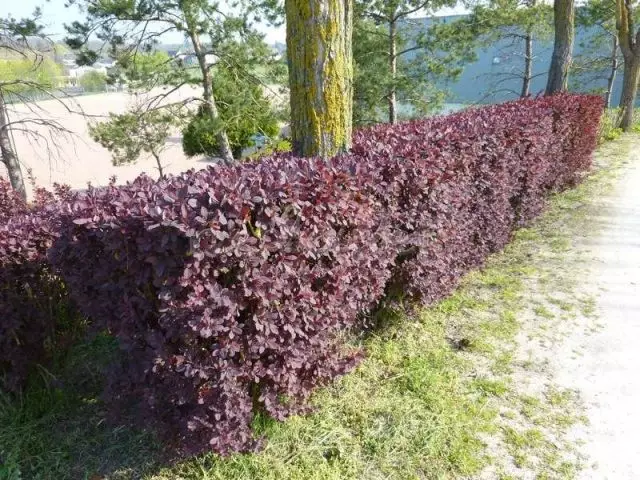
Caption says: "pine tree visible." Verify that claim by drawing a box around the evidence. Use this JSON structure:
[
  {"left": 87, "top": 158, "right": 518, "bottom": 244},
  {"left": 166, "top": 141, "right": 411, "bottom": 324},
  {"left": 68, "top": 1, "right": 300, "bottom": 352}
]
[{"left": 66, "top": 0, "right": 281, "bottom": 164}]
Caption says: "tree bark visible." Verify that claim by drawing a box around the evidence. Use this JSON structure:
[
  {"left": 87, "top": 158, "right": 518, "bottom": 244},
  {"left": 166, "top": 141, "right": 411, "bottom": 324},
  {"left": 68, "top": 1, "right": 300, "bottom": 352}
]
[
  {"left": 187, "top": 30, "right": 235, "bottom": 165},
  {"left": 545, "top": 0, "right": 575, "bottom": 94},
  {"left": 388, "top": 19, "right": 397, "bottom": 124},
  {"left": 615, "top": 0, "right": 640, "bottom": 130},
  {"left": 618, "top": 55, "right": 640, "bottom": 130},
  {"left": 286, "top": 0, "right": 353, "bottom": 158},
  {"left": 521, "top": 32, "right": 533, "bottom": 98},
  {"left": 0, "top": 93, "right": 26, "bottom": 200},
  {"left": 151, "top": 150, "right": 164, "bottom": 179},
  {"left": 605, "top": 36, "right": 619, "bottom": 109}
]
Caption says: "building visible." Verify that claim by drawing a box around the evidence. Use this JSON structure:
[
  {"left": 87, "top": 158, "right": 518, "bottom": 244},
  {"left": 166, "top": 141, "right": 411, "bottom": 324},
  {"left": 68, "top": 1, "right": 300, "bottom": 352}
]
[{"left": 407, "top": 14, "right": 626, "bottom": 106}]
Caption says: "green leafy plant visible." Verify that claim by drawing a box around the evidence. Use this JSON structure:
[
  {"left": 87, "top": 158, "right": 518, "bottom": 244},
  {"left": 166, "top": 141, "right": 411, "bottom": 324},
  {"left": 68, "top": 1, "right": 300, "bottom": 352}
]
[
  {"left": 182, "top": 70, "right": 280, "bottom": 159},
  {"left": 0, "top": 58, "right": 62, "bottom": 94},
  {"left": 598, "top": 107, "right": 640, "bottom": 143},
  {"left": 90, "top": 110, "right": 177, "bottom": 178},
  {"left": 247, "top": 138, "right": 292, "bottom": 161},
  {"left": 78, "top": 70, "right": 107, "bottom": 92}
]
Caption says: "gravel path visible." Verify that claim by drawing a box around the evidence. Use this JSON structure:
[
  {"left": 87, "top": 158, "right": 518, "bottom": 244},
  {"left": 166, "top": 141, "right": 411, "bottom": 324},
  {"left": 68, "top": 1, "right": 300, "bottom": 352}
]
[{"left": 556, "top": 138, "right": 640, "bottom": 479}]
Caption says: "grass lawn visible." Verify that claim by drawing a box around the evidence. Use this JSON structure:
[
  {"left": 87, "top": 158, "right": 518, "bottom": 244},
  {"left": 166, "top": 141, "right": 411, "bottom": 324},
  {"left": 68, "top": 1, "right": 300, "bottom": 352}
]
[{"left": 0, "top": 136, "right": 634, "bottom": 480}]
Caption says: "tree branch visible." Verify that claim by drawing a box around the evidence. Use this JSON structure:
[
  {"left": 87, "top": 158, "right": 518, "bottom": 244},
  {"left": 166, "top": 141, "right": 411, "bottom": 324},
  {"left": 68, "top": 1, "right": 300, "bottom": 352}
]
[{"left": 393, "top": 1, "right": 432, "bottom": 22}]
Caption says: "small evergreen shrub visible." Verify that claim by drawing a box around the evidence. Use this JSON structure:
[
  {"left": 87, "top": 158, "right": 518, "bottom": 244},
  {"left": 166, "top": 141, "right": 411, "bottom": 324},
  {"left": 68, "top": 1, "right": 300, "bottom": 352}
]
[
  {"left": 182, "top": 72, "right": 280, "bottom": 159},
  {"left": 181, "top": 107, "right": 220, "bottom": 157}
]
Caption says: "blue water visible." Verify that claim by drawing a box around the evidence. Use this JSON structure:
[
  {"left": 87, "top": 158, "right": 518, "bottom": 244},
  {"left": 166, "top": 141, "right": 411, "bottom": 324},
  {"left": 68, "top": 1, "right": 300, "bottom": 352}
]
[
  {"left": 440, "top": 103, "right": 467, "bottom": 115},
  {"left": 394, "top": 102, "right": 467, "bottom": 119}
]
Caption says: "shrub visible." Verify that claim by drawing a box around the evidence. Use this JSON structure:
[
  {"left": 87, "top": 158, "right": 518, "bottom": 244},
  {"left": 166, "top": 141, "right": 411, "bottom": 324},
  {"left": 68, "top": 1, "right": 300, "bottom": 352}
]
[
  {"left": 182, "top": 106, "right": 280, "bottom": 159},
  {"left": 0, "top": 177, "right": 27, "bottom": 223},
  {"left": 247, "top": 138, "right": 292, "bottom": 161},
  {"left": 598, "top": 107, "right": 640, "bottom": 143},
  {"left": 182, "top": 70, "right": 280, "bottom": 159},
  {"left": 0, "top": 183, "right": 79, "bottom": 392},
  {"left": 181, "top": 108, "right": 221, "bottom": 157},
  {"left": 4, "top": 94, "right": 603, "bottom": 455},
  {"left": 347, "top": 95, "right": 602, "bottom": 302},
  {"left": 78, "top": 70, "right": 107, "bottom": 92},
  {"left": 49, "top": 163, "right": 392, "bottom": 454}
]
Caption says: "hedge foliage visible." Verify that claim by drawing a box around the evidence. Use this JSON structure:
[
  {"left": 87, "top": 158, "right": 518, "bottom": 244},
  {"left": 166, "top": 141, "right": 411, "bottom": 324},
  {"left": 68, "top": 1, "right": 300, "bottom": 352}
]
[
  {"left": 0, "top": 178, "right": 27, "bottom": 223},
  {"left": 0, "top": 94, "right": 603, "bottom": 455},
  {"left": 0, "top": 182, "right": 79, "bottom": 392}
]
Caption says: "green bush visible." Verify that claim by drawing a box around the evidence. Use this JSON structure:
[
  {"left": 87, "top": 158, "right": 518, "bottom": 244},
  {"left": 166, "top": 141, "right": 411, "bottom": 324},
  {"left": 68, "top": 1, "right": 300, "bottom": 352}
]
[
  {"left": 0, "top": 58, "right": 62, "bottom": 93},
  {"left": 599, "top": 107, "right": 640, "bottom": 144},
  {"left": 182, "top": 108, "right": 222, "bottom": 157},
  {"left": 247, "top": 138, "right": 292, "bottom": 161},
  {"left": 182, "top": 70, "right": 280, "bottom": 159},
  {"left": 78, "top": 70, "right": 107, "bottom": 92}
]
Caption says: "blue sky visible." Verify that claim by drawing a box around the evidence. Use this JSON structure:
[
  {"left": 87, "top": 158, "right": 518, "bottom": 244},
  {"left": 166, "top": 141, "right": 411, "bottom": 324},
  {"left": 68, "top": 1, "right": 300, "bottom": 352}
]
[
  {"left": 8, "top": 0, "right": 83, "bottom": 39},
  {"left": 7, "top": 0, "right": 287, "bottom": 44},
  {"left": 8, "top": 0, "right": 467, "bottom": 45}
]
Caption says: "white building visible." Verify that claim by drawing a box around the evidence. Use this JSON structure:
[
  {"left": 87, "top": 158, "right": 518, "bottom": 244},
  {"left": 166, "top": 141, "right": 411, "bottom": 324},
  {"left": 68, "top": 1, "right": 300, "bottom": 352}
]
[{"left": 68, "top": 65, "right": 108, "bottom": 79}]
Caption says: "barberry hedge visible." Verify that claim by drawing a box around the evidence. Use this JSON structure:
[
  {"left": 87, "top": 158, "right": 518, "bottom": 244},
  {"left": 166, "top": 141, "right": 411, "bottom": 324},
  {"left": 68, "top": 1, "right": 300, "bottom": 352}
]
[
  {"left": 0, "top": 178, "right": 27, "bottom": 223},
  {"left": 0, "top": 182, "right": 78, "bottom": 392},
  {"left": 1, "top": 94, "right": 603, "bottom": 455}
]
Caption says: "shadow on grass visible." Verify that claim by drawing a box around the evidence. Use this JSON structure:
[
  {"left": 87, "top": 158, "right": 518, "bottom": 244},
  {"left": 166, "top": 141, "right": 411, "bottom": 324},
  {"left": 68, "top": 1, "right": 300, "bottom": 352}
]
[
  {"left": 0, "top": 299, "right": 487, "bottom": 480},
  {"left": 0, "top": 335, "right": 165, "bottom": 480},
  {"left": 0, "top": 306, "right": 412, "bottom": 480}
]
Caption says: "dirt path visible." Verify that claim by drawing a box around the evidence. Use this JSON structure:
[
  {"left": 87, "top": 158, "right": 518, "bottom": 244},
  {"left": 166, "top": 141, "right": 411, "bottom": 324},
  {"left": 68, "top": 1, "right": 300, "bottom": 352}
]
[
  {"left": 554, "top": 138, "right": 640, "bottom": 479},
  {"left": 468, "top": 135, "right": 640, "bottom": 479}
]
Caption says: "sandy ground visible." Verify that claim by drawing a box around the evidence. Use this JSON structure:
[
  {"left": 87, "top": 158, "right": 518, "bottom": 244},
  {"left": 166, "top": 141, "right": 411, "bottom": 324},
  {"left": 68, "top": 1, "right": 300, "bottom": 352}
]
[
  {"left": 535, "top": 138, "right": 640, "bottom": 479},
  {"left": 1, "top": 88, "right": 213, "bottom": 199},
  {"left": 562, "top": 141, "right": 640, "bottom": 479}
]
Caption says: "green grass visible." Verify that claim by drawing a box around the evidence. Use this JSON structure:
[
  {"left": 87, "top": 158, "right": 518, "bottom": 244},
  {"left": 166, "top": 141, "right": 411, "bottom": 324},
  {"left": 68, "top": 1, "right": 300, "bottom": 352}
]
[
  {"left": 0, "top": 135, "right": 636, "bottom": 479},
  {"left": 598, "top": 108, "right": 640, "bottom": 144}
]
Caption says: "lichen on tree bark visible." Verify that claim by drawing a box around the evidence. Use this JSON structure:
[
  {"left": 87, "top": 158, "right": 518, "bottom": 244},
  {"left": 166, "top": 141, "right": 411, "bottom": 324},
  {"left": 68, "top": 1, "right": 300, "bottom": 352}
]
[{"left": 286, "top": 0, "right": 353, "bottom": 158}]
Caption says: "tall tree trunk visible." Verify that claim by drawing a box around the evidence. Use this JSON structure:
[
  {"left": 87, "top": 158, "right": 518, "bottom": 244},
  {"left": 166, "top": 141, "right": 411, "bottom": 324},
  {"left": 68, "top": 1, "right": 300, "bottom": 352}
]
[
  {"left": 545, "top": 0, "right": 575, "bottom": 94},
  {"left": 0, "top": 93, "right": 26, "bottom": 200},
  {"left": 388, "top": 20, "right": 397, "bottom": 124},
  {"left": 521, "top": 32, "right": 533, "bottom": 98},
  {"left": 286, "top": 0, "right": 353, "bottom": 158},
  {"left": 618, "top": 54, "right": 640, "bottom": 131},
  {"left": 187, "top": 31, "right": 235, "bottom": 165},
  {"left": 605, "top": 36, "right": 619, "bottom": 109}
]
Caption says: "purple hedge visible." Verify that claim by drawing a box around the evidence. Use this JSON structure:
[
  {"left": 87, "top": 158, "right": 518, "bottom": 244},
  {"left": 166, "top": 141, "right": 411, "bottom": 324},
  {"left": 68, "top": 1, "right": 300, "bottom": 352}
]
[
  {"left": 1, "top": 94, "right": 603, "bottom": 454},
  {"left": 0, "top": 182, "right": 77, "bottom": 392},
  {"left": 0, "top": 178, "right": 27, "bottom": 223}
]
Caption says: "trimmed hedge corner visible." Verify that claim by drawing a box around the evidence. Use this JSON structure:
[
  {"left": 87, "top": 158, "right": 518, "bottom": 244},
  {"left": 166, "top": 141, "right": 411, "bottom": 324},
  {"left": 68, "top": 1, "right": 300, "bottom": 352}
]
[{"left": 1, "top": 94, "right": 603, "bottom": 455}]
